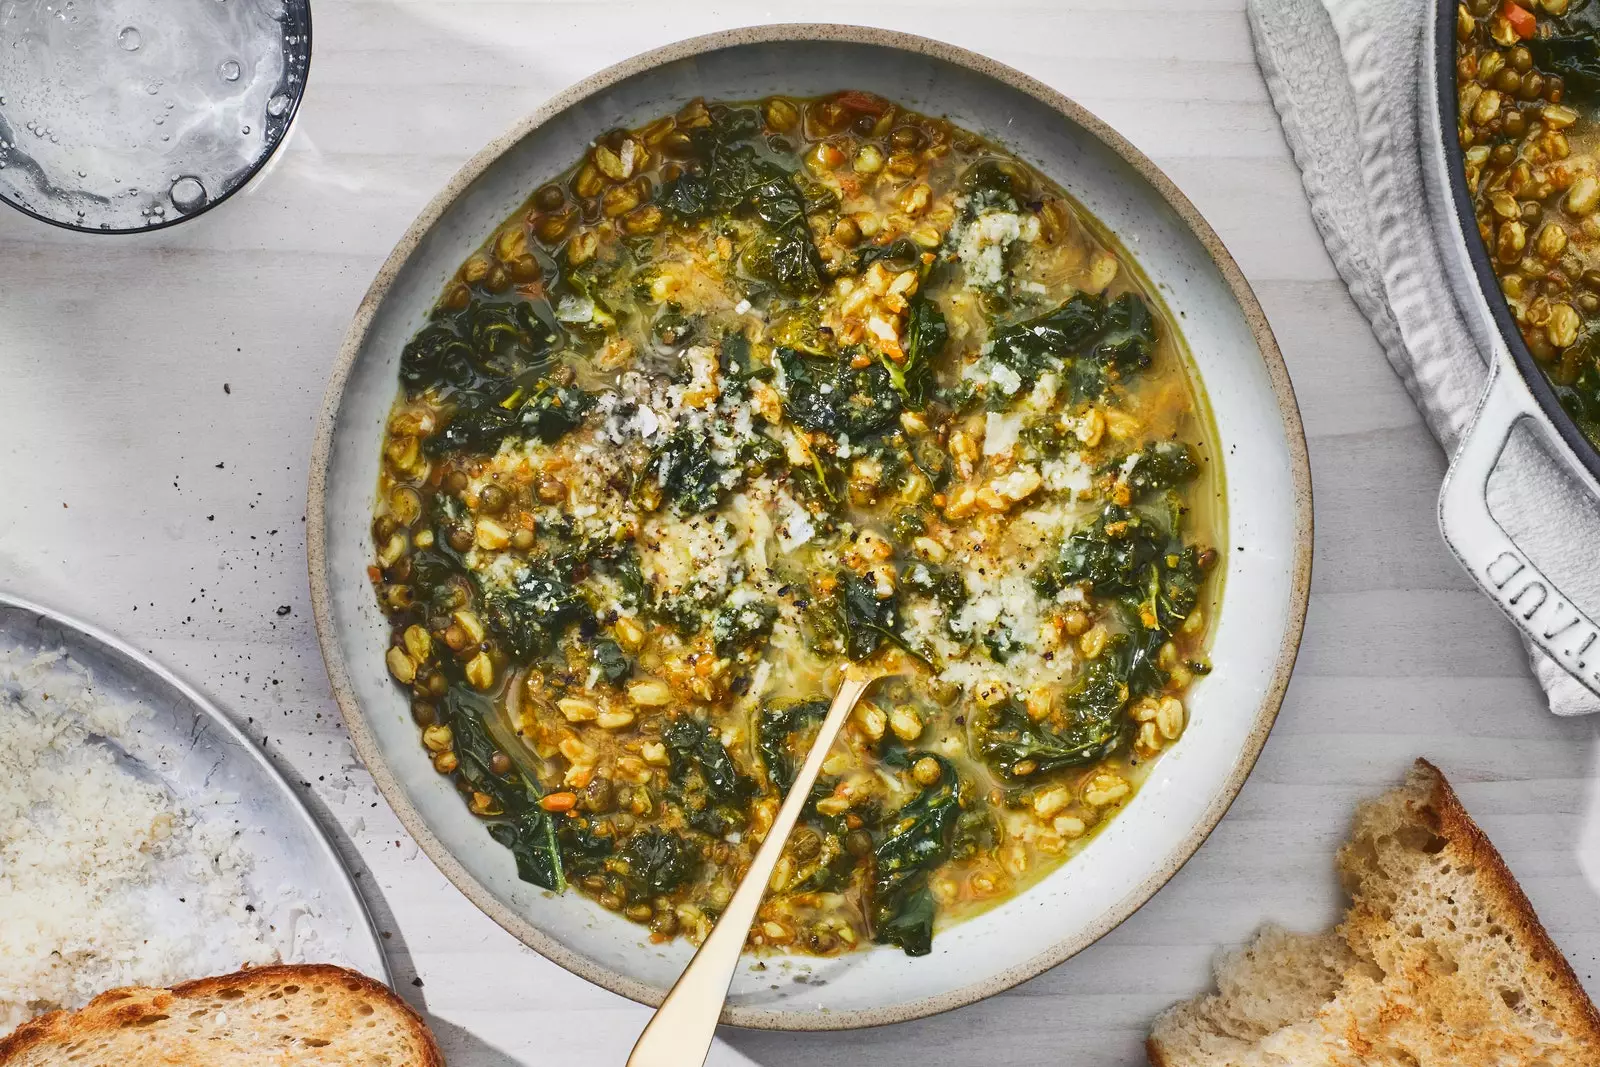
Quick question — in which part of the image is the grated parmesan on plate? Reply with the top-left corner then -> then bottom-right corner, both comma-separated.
0,651 -> 276,1034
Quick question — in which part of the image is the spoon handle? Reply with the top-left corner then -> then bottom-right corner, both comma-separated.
626,673 -> 875,1067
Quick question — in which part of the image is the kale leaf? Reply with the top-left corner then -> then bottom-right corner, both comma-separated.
437,685 -> 568,892
1555,333 -> 1600,451
1037,503 -> 1165,602
641,417 -> 781,517
662,716 -> 755,837
804,569 -> 933,666
870,753 -> 963,956
426,376 -> 593,458
1120,441 -> 1199,496
856,237 -> 923,273
777,347 -> 903,439
592,637 -> 632,685
518,379 -> 593,443
554,816 -> 615,882
972,696 -> 1124,779
1143,544 -> 1209,635
1095,292 -> 1157,373
659,172 -> 716,220
606,542 -> 652,613
984,468 -> 1213,784
900,560 -> 967,614
663,717 -> 752,804
654,107 -> 822,294
646,427 -> 730,515
654,589 -> 714,637
742,225 -> 823,295
873,882 -> 937,956
488,807 -> 567,892
1072,635 -> 1141,717
987,293 -> 1102,389
1532,34 -> 1600,93
399,322 -> 473,393
619,828 -> 700,896
480,564 -> 590,659
882,293 -> 947,408
726,155 -> 805,228
1528,7 -> 1600,96
1037,501 -> 1212,635
836,569 -> 931,664
408,544 -> 476,616
971,647 -> 1132,779
971,610 -> 1195,782
1122,624 -> 1170,701
717,333 -> 761,381
959,158 -> 1031,214
438,686 -> 502,784
739,432 -> 786,476
839,571 -> 894,660
981,623 -> 1024,663
710,597 -> 779,655
652,303 -> 698,348
987,291 -> 1159,401
755,698 -> 830,793
425,392 -> 522,456
401,299 -> 560,395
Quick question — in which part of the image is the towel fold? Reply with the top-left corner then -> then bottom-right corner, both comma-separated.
1248,0 -> 1600,715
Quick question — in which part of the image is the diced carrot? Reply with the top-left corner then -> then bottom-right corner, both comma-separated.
367,565 -> 383,582
539,792 -> 577,813
833,90 -> 888,115
1503,1 -> 1537,39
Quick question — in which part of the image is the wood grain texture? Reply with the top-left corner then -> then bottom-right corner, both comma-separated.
1,2 -> 1596,1065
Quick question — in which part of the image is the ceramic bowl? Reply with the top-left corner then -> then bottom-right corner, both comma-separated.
309,24 -> 1312,1030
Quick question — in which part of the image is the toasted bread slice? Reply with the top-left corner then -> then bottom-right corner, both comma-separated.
0,964 -> 443,1066
1148,759 -> 1600,1066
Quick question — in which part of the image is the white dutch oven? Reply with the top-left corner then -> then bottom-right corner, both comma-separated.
1425,0 -> 1600,699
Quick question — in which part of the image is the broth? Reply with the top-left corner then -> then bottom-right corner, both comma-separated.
369,91 -> 1223,956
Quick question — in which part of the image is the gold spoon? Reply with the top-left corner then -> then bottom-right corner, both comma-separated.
625,670 -> 881,1067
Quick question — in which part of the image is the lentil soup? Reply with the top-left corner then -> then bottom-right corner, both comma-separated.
1457,0 -> 1600,445
369,92 -> 1222,957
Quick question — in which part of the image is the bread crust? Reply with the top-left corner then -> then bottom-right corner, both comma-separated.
1146,758 -> 1600,1066
1408,758 -> 1600,1045
0,964 -> 444,1067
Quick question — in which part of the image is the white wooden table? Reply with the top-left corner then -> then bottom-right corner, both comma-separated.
4,2 -> 1598,1063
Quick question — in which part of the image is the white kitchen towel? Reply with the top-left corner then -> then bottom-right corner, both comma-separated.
1248,0 -> 1600,715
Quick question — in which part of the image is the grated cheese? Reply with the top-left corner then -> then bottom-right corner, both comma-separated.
955,209 -> 1040,290
0,652 -> 275,1034
987,361 -> 1023,396
983,411 -> 1024,456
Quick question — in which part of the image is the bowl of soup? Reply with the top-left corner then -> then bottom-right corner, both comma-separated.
309,25 -> 1311,1029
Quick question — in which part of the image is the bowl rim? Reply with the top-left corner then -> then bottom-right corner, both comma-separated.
307,22 -> 1314,1032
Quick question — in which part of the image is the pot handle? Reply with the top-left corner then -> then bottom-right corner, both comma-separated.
1439,360 -> 1600,699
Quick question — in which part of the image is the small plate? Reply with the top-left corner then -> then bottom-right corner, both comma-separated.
0,592 -> 389,986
